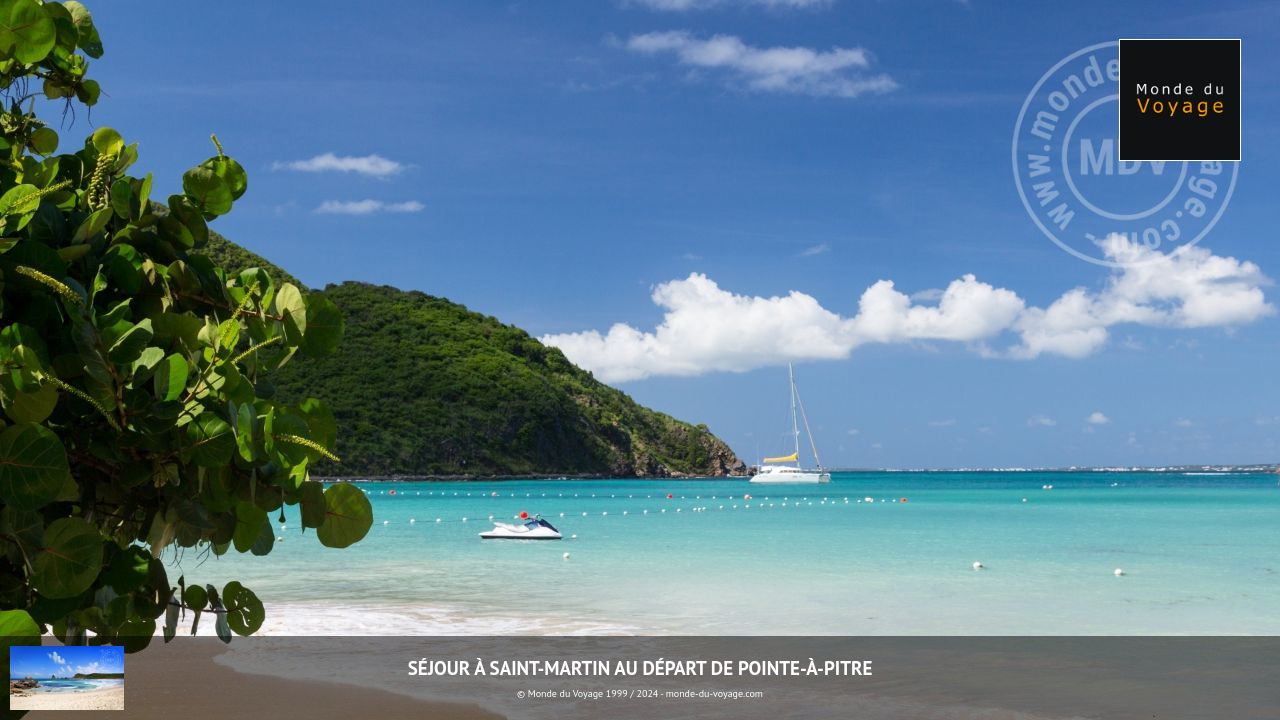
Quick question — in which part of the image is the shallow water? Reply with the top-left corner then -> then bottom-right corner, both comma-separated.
167,471 -> 1280,635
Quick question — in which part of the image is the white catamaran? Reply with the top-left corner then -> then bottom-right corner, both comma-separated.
750,363 -> 830,484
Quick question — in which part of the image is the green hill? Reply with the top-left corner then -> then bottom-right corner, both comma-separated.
203,236 -> 744,477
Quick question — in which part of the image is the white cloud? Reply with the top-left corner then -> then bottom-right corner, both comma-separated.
800,243 -> 830,257
49,651 -> 66,666
74,662 -> 108,675
624,31 -> 896,98
542,235 -> 1272,382
314,200 -> 424,215
273,153 -> 405,178
1027,415 -> 1057,427
847,428 -> 859,435
1175,418 -> 1194,427
1086,411 -> 1110,425
629,0 -> 831,9
928,418 -> 956,427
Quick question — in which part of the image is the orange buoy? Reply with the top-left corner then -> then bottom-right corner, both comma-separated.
901,497 -> 907,503
666,493 -> 673,499
389,490 -> 396,496
519,511 -> 529,519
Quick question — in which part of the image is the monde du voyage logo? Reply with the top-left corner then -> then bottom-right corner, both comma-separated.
1012,40 -> 1241,267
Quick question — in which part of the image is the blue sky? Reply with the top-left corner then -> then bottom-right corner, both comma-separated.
76,1 -> 1280,468
9,646 -> 123,678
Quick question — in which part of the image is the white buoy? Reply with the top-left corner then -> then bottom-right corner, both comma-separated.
436,518 -> 441,523
409,518 -> 416,524
1022,498 -> 1028,503
972,561 -> 984,570
462,517 -> 467,522
1114,568 -> 1125,576
571,534 -> 577,539
563,552 -> 570,560
277,536 -> 284,542
382,520 -> 389,525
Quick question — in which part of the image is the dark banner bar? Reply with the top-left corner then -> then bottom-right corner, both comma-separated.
34,636 -> 1278,720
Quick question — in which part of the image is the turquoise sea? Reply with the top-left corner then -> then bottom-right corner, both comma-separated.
173,472 -> 1280,635
20,679 -> 124,693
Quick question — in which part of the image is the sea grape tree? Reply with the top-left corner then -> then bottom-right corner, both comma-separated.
0,0 -> 371,654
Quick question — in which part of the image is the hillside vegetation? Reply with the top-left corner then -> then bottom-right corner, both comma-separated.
205,236 -> 744,477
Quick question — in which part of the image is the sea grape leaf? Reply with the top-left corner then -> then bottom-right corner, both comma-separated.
0,0 -> 56,64
315,483 -> 372,549
222,581 -> 264,636
301,293 -> 342,356
181,166 -> 232,217
0,608 -> 39,642
187,412 -> 233,467
102,545 -> 150,593
299,480 -> 325,529
0,422 -> 70,510
31,517 -> 103,599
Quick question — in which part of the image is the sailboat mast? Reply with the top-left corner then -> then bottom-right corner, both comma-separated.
795,380 -> 823,470
788,363 -> 800,459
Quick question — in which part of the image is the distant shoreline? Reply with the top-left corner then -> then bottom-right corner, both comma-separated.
317,473 -> 750,483
314,465 -> 1277,482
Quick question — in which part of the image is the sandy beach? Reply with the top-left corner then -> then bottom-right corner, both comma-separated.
10,685 -> 125,711
26,639 -> 501,720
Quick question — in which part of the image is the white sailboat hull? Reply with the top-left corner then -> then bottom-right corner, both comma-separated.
749,467 -> 831,484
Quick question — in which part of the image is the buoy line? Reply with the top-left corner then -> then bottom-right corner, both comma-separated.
355,493 -> 921,528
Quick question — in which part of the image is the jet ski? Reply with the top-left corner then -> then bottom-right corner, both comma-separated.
479,515 -> 562,540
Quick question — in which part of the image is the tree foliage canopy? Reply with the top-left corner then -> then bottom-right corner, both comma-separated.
0,0 -> 369,656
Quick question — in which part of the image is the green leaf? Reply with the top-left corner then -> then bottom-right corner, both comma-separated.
109,177 -> 132,218
90,127 -> 123,157
102,545 -> 150,593
234,402 -> 255,461
0,608 -> 39,642
188,413 -> 233,467
0,0 -> 56,64
153,353 -> 188,401
181,167 -> 232,217
299,480 -> 325,528
117,617 -> 154,653
0,422 -> 70,510
31,517 -> 104,599
222,581 -> 264,636
107,318 -> 154,365
301,293 -> 343,356
3,382 -> 57,423
232,502 -> 267,553
202,155 -> 247,201
0,183 -> 41,230
63,1 -> 101,58
315,483 -> 373,549
28,126 -> 57,155
182,583 -> 207,611
274,283 -> 306,345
